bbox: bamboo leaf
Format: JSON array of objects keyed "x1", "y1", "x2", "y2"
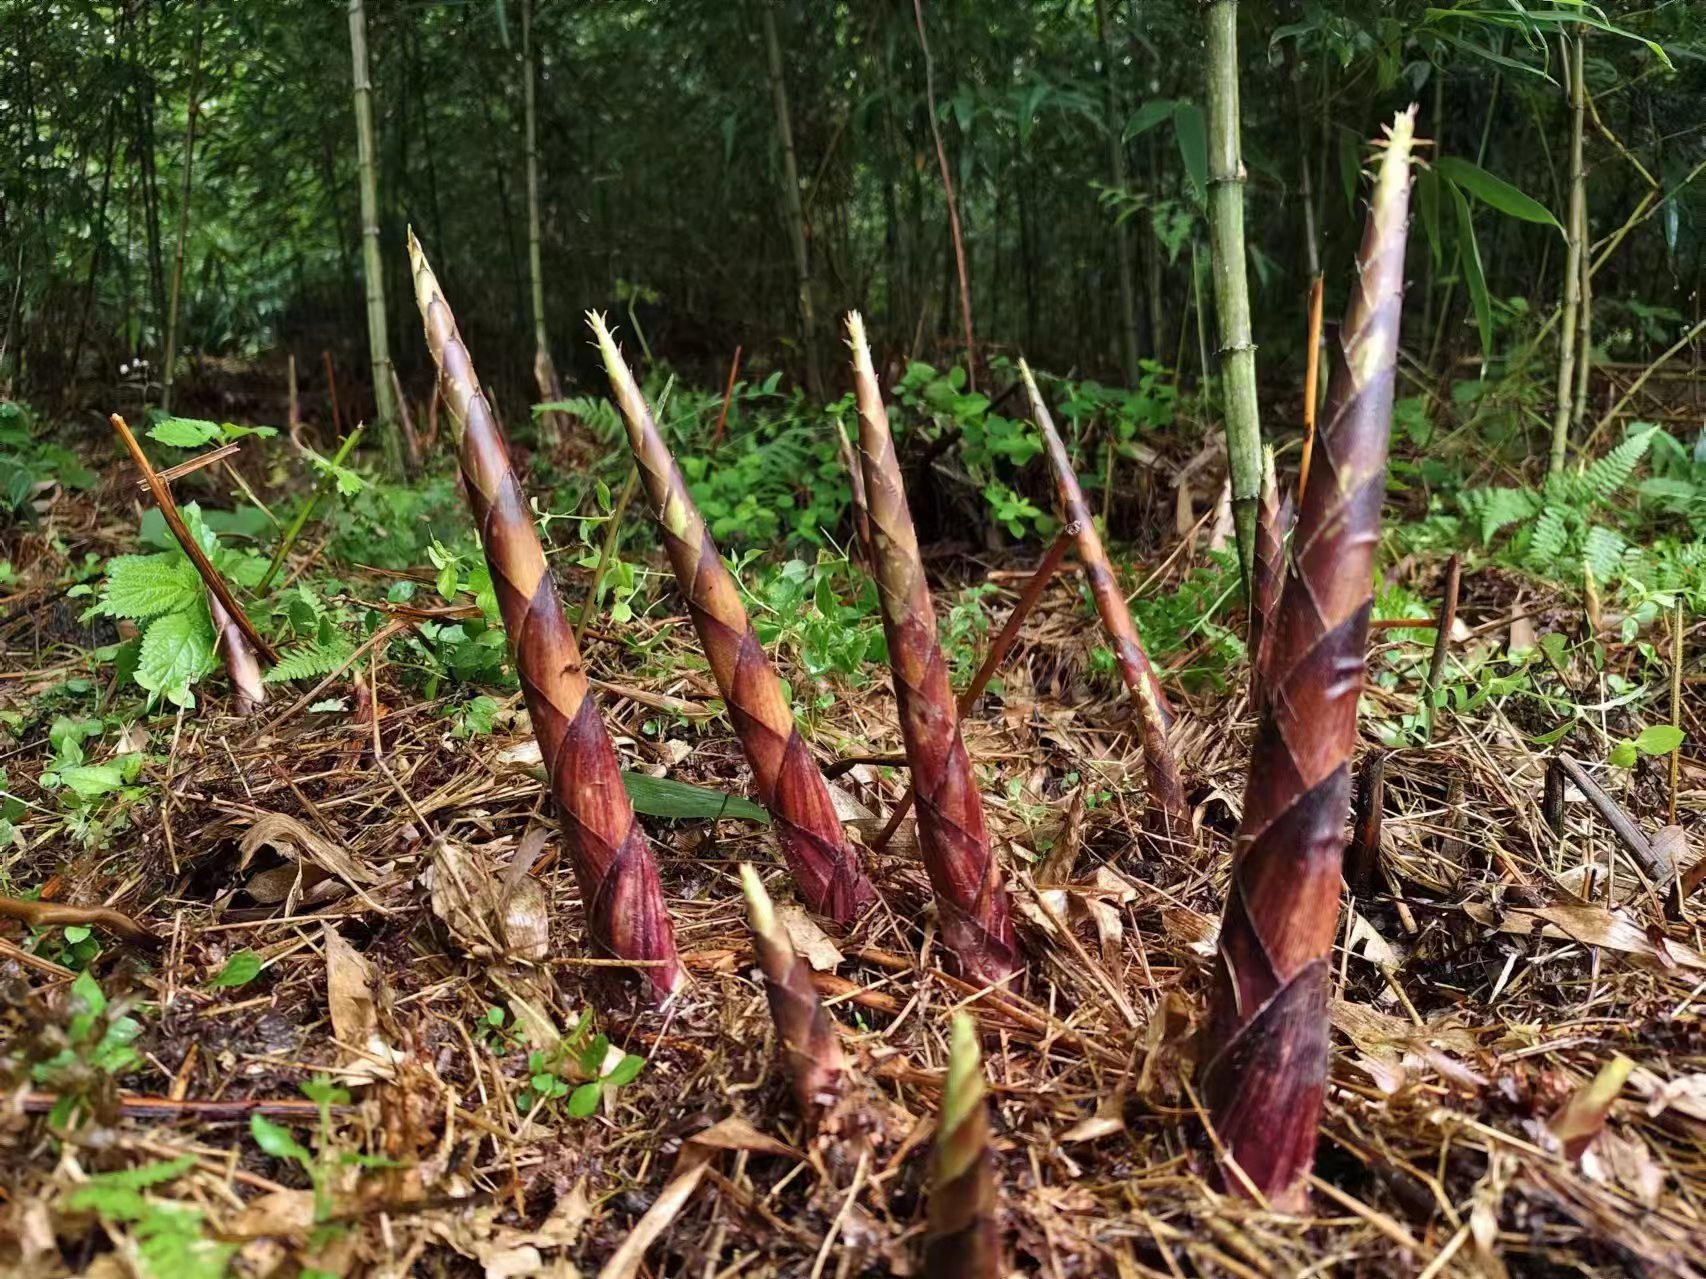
[
  {"x1": 620, "y1": 772, "x2": 769, "y2": 825},
  {"x1": 1449, "y1": 178, "x2": 1494, "y2": 370},
  {"x1": 1122, "y1": 98, "x2": 1177, "y2": 142},
  {"x1": 1171, "y1": 102, "x2": 1208, "y2": 206},
  {"x1": 1436, "y1": 156, "x2": 1560, "y2": 230},
  {"x1": 1416, "y1": 165, "x2": 1443, "y2": 271}
]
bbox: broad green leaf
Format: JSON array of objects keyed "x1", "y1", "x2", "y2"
[
  {"x1": 98, "y1": 554, "x2": 201, "y2": 620},
  {"x1": 147, "y1": 416, "x2": 222, "y2": 448},
  {"x1": 1449, "y1": 179, "x2": 1493, "y2": 370},
  {"x1": 567, "y1": 1082, "x2": 602, "y2": 1118},
  {"x1": 136, "y1": 609, "x2": 215, "y2": 708},
  {"x1": 1435, "y1": 157, "x2": 1559, "y2": 230},
  {"x1": 71, "y1": 969, "x2": 107, "y2": 1018},
  {"x1": 1633, "y1": 724, "x2": 1683, "y2": 756},
  {"x1": 1607, "y1": 739, "x2": 1638, "y2": 768},
  {"x1": 605, "y1": 1054, "x2": 645, "y2": 1087},
  {"x1": 1171, "y1": 102, "x2": 1207, "y2": 206},
  {"x1": 211, "y1": 950, "x2": 264, "y2": 988},
  {"x1": 1122, "y1": 99, "x2": 1177, "y2": 142},
  {"x1": 250, "y1": 1114, "x2": 312, "y2": 1165},
  {"x1": 620, "y1": 772, "x2": 768, "y2": 824},
  {"x1": 57, "y1": 762, "x2": 130, "y2": 799}
]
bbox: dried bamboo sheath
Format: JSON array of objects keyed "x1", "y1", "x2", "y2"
[
  {"x1": 847, "y1": 313, "x2": 1019, "y2": 989},
  {"x1": 1202, "y1": 109, "x2": 1415, "y2": 1206},
  {"x1": 594, "y1": 316, "x2": 875, "y2": 924},
  {"x1": 409, "y1": 234, "x2": 681, "y2": 998},
  {"x1": 1018, "y1": 362, "x2": 1186, "y2": 832}
]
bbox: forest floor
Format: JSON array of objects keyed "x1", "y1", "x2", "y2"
[{"x1": 3, "y1": 410, "x2": 1706, "y2": 1278}]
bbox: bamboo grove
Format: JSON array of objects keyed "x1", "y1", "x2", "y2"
[{"x1": 373, "y1": 109, "x2": 1419, "y2": 1255}]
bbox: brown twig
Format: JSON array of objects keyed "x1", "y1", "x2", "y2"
[
  {"x1": 1554, "y1": 754, "x2": 1674, "y2": 908},
  {"x1": 874, "y1": 531, "x2": 1073, "y2": 850},
  {"x1": 108, "y1": 414, "x2": 279, "y2": 664},
  {"x1": 1418, "y1": 552, "x2": 1462, "y2": 741},
  {"x1": 135, "y1": 442, "x2": 241, "y2": 488},
  {"x1": 0, "y1": 895, "x2": 161, "y2": 948},
  {"x1": 709, "y1": 345, "x2": 742, "y2": 450},
  {"x1": 322, "y1": 349, "x2": 343, "y2": 436},
  {"x1": 1297, "y1": 273, "x2": 1325, "y2": 500}
]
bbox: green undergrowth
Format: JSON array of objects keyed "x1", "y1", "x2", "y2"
[{"x1": 2, "y1": 360, "x2": 1698, "y2": 857}]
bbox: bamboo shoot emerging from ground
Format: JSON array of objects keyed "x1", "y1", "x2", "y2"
[
  {"x1": 846, "y1": 313, "x2": 1019, "y2": 989},
  {"x1": 409, "y1": 234, "x2": 681, "y2": 998},
  {"x1": 1018, "y1": 361, "x2": 1187, "y2": 835},
  {"x1": 739, "y1": 864, "x2": 844, "y2": 1111},
  {"x1": 593, "y1": 315, "x2": 876, "y2": 924},
  {"x1": 1201, "y1": 109, "x2": 1415, "y2": 1207},
  {"x1": 208, "y1": 590, "x2": 265, "y2": 716},
  {"x1": 925, "y1": 1013, "x2": 1000, "y2": 1278}
]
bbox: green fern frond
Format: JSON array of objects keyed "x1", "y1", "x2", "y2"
[
  {"x1": 263, "y1": 637, "x2": 356, "y2": 684},
  {"x1": 1529, "y1": 505, "x2": 1569, "y2": 565},
  {"x1": 1573, "y1": 426, "x2": 1657, "y2": 504},
  {"x1": 1459, "y1": 486, "x2": 1540, "y2": 544},
  {"x1": 1582, "y1": 525, "x2": 1630, "y2": 584}
]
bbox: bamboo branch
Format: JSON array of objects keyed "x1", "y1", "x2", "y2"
[
  {"x1": 847, "y1": 312, "x2": 1018, "y2": 989},
  {"x1": 594, "y1": 315, "x2": 875, "y2": 923},
  {"x1": 108, "y1": 414, "x2": 279, "y2": 665},
  {"x1": 1019, "y1": 362, "x2": 1186, "y2": 834},
  {"x1": 410, "y1": 233, "x2": 681, "y2": 998},
  {"x1": 1201, "y1": 109, "x2": 1416, "y2": 1208},
  {"x1": 1203, "y1": 0, "x2": 1264, "y2": 591}
]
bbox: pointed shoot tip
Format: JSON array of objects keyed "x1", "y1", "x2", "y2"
[{"x1": 739, "y1": 863, "x2": 776, "y2": 936}]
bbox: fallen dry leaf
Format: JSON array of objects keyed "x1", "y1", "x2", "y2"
[
  {"x1": 240, "y1": 812, "x2": 379, "y2": 888},
  {"x1": 596, "y1": 1163, "x2": 706, "y2": 1279},
  {"x1": 777, "y1": 901, "x2": 843, "y2": 971},
  {"x1": 1462, "y1": 903, "x2": 1706, "y2": 970}
]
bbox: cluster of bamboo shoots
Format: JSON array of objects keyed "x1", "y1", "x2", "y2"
[{"x1": 398, "y1": 104, "x2": 1413, "y2": 1258}]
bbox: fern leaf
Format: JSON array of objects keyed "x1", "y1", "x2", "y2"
[
  {"x1": 1460, "y1": 486, "x2": 1539, "y2": 544},
  {"x1": 1576, "y1": 426, "x2": 1657, "y2": 504},
  {"x1": 263, "y1": 637, "x2": 356, "y2": 684},
  {"x1": 1582, "y1": 525, "x2": 1630, "y2": 584},
  {"x1": 1528, "y1": 505, "x2": 1569, "y2": 565}
]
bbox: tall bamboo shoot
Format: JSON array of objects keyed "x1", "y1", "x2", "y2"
[
  {"x1": 1019, "y1": 361, "x2": 1186, "y2": 834},
  {"x1": 593, "y1": 315, "x2": 875, "y2": 924},
  {"x1": 1201, "y1": 109, "x2": 1415, "y2": 1206},
  {"x1": 409, "y1": 233, "x2": 681, "y2": 998},
  {"x1": 846, "y1": 313, "x2": 1018, "y2": 989}
]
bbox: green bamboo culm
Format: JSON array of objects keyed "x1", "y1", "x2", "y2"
[{"x1": 1203, "y1": 0, "x2": 1264, "y2": 598}]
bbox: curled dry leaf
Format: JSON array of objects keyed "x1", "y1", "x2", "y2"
[
  {"x1": 1461, "y1": 903, "x2": 1706, "y2": 970},
  {"x1": 240, "y1": 812, "x2": 378, "y2": 888},
  {"x1": 322, "y1": 922, "x2": 400, "y2": 1081},
  {"x1": 1549, "y1": 1054, "x2": 1636, "y2": 1161}
]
